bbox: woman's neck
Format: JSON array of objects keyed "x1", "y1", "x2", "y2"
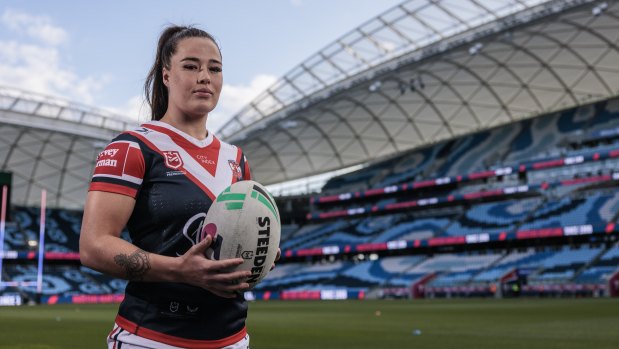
[{"x1": 158, "y1": 114, "x2": 208, "y2": 140}]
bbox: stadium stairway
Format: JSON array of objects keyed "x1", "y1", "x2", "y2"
[
  {"x1": 468, "y1": 252, "x2": 510, "y2": 284},
  {"x1": 570, "y1": 246, "x2": 611, "y2": 283}
]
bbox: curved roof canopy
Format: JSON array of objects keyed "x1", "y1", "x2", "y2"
[
  {"x1": 220, "y1": 0, "x2": 619, "y2": 185},
  {"x1": 0, "y1": 86, "x2": 136, "y2": 209}
]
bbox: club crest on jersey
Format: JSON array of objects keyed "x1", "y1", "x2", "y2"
[
  {"x1": 163, "y1": 151, "x2": 183, "y2": 170},
  {"x1": 229, "y1": 160, "x2": 242, "y2": 180}
]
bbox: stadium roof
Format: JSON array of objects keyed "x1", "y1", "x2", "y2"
[
  {"x1": 0, "y1": 86, "x2": 135, "y2": 209},
  {"x1": 220, "y1": 0, "x2": 619, "y2": 186}
]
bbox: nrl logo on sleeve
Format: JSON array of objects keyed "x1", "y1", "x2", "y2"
[{"x1": 163, "y1": 151, "x2": 183, "y2": 170}]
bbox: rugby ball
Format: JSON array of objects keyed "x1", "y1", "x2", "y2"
[{"x1": 203, "y1": 180, "x2": 281, "y2": 289}]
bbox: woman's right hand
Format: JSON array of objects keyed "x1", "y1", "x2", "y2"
[{"x1": 176, "y1": 235, "x2": 251, "y2": 298}]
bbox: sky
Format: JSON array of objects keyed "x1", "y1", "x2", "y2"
[{"x1": 0, "y1": 0, "x2": 404, "y2": 132}]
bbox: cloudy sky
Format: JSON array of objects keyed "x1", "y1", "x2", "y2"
[{"x1": 0, "y1": 0, "x2": 403, "y2": 132}]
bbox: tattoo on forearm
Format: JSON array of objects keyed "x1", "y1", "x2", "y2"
[{"x1": 114, "y1": 249, "x2": 151, "y2": 281}]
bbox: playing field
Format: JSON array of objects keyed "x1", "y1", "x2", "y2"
[{"x1": 0, "y1": 298, "x2": 617, "y2": 348}]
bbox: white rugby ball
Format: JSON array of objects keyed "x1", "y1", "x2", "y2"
[{"x1": 203, "y1": 180, "x2": 281, "y2": 289}]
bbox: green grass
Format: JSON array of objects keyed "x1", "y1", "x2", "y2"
[{"x1": 0, "y1": 298, "x2": 618, "y2": 348}]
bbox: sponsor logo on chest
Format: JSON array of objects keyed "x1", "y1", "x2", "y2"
[{"x1": 196, "y1": 154, "x2": 216, "y2": 165}]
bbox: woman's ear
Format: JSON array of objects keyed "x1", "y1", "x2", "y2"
[{"x1": 162, "y1": 68, "x2": 170, "y2": 87}]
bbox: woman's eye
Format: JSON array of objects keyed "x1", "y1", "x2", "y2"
[
  {"x1": 210, "y1": 66, "x2": 222, "y2": 73},
  {"x1": 184, "y1": 65, "x2": 198, "y2": 70}
]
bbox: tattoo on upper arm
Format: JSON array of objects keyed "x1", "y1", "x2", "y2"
[{"x1": 114, "y1": 249, "x2": 151, "y2": 281}]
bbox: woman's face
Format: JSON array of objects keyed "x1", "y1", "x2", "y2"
[{"x1": 163, "y1": 37, "x2": 223, "y2": 120}]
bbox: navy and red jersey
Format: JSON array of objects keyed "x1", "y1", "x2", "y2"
[{"x1": 89, "y1": 120, "x2": 251, "y2": 348}]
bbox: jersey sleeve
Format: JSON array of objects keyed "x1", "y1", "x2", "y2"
[{"x1": 89, "y1": 134, "x2": 145, "y2": 198}]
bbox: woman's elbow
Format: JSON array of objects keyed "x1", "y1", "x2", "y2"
[{"x1": 78, "y1": 235, "x2": 97, "y2": 269}]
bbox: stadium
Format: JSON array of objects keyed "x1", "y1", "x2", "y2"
[{"x1": 1, "y1": 0, "x2": 619, "y2": 348}]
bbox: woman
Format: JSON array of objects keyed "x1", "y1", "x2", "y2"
[{"x1": 80, "y1": 25, "x2": 254, "y2": 349}]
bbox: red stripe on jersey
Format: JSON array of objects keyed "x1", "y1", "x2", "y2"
[
  {"x1": 90, "y1": 140, "x2": 144, "y2": 197},
  {"x1": 115, "y1": 315, "x2": 247, "y2": 349},
  {"x1": 90, "y1": 182, "x2": 138, "y2": 198},
  {"x1": 125, "y1": 144, "x2": 145, "y2": 179},
  {"x1": 127, "y1": 131, "x2": 218, "y2": 201},
  {"x1": 183, "y1": 139, "x2": 220, "y2": 177}
]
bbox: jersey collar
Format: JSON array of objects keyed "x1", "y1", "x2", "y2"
[{"x1": 144, "y1": 121, "x2": 214, "y2": 148}]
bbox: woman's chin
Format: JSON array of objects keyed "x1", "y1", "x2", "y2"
[{"x1": 185, "y1": 107, "x2": 213, "y2": 119}]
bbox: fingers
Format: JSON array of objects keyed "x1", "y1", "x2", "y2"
[
  {"x1": 190, "y1": 235, "x2": 212, "y2": 256},
  {"x1": 209, "y1": 257, "x2": 244, "y2": 272},
  {"x1": 208, "y1": 269, "x2": 250, "y2": 283},
  {"x1": 206, "y1": 269, "x2": 251, "y2": 298},
  {"x1": 201, "y1": 259, "x2": 251, "y2": 298},
  {"x1": 179, "y1": 245, "x2": 252, "y2": 298}
]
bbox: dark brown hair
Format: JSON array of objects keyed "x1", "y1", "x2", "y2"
[{"x1": 144, "y1": 25, "x2": 221, "y2": 120}]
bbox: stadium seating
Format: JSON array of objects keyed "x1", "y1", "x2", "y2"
[
  {"x1": 2, "y1": 265, "x2": 115, "y2": 299},
  {"x1": 374, "y1": 145, "x2": 442, "y2": 187},
  {"x1": 372, "y1": 216, "x2": 452, "y2": 242},
  {"x1": 318, "y1": 214, "x2": 404, "y2": 245},
  {"x1": 519, "y1": 190, "x2": 619, "y2": 230},
  {"x1": 1, "y1": 223, "x2": 27, "y2": 251},
  {"x1": 255, "y1": 261, "x2": 356, "y2": 291},
  {"x1": 527, "y1": 245, "x2": 605, "y2": 284},
  {"x1": 444, "y1": 198, "x2": 542, "y2": 236},
  {"x1": 436, "y1": 126, "x2": 521, "y2": 177},
  {"x1": 502, "y1": 110, "x2": 575, "y2": 165},
  {"x1": 9, "y1": 206, "x2": 82, "y2": 252},
  {"x1": 280, "y1": 220, "x2": 351, "y2": 250},
  {"x1": 472, "y1": 249, "x2": 545, "y2": 283},
  {"x1": 586, "y1": 99, "x2": 619, "y2": 135},
  {"x1": 4, "y1": 97, "x2": 619, "y2": 301},
  {"x1": 574, "y1": 243, "x2": 619, "y2": 284}
]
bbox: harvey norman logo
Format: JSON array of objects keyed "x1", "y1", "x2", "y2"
[
  {"x1": 97, "y1": 148, "x2": 119, "y2": 159},
  {"x1": 96, "y1": 148, "x2": 120, "y2": 167}
]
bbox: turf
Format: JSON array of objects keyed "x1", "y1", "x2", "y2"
[{"x1": 0, "y1": 298, "x2": 617, "y2": 348}]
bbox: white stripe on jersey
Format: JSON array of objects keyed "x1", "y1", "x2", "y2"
[
  {"x1": 130, "y1": 127, "x2": 239, "y2": 197},
  {"x1": 92, "y1": 173, "x2": 143, "y2": 185}
]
